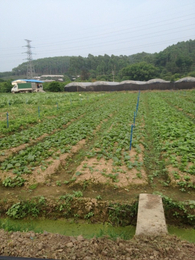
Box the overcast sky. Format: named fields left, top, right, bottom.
left=0, top=0, right=195, bottom=72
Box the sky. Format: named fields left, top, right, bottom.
left=0, top=0, right=195, bottom=72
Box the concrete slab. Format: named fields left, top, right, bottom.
left=135, top=193, right=168, bottom=236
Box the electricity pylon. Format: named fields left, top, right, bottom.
left=24, top=39, right=35, bottom=79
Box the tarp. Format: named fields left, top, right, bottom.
left=65, top=79, right=171, bottom=89
left=12, top=79, right=44, bottom=84
left=146, top=78, right=170, bottom=83
left=175, top=76, right=195, bottom=83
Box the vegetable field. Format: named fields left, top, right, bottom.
left=0, top=90, right=195, bottom=224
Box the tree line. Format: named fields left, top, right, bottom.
left=0, top=39, right=195, bottom=92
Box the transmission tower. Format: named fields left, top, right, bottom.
left=24, top=39, right=35, bottom=78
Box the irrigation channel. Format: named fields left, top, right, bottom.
left=0, top=91, right=194, bottom=253
left=0, top=216, right=195, bottom=242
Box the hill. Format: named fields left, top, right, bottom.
left=1, top=39, right=195, bottom=82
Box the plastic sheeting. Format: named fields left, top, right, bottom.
left=65, top=79, right=172, bottom=89
left=176, top=77, right=195, bottom=83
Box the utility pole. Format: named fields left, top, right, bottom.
left=23, top=39, right=35, bottom=79
left=112, top=69, right=115, bottom=82
left=112, top=65, right=115, bottom=82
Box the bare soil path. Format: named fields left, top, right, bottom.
left=0, top=230, right=195, bottom=260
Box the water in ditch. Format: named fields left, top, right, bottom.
left=0, top=218, right=194, bottom=243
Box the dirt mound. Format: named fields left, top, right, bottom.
left=0, top=230, right=194, bottom=260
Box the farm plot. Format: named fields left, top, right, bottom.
left=0, top=93, right=118, bottom=186
left=0, top=90, right=194, bottom=202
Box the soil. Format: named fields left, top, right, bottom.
left=0, top=230, right=194, bottom=260
left=73, top=145, right=147, bottom=188
left=0, top=139, right=86, bottom=186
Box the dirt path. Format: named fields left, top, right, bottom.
left=0, top=230, right=194, bottom=260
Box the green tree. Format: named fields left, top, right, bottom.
left=80, top=69, right=89, bottom=80
left=88, top=69, right=96, bottom=80
left=44, top=81, right=63, bottom=92
left=188, top=71, right=195, bottom=77
left=0, top=81, right=12, bottom=93
left=176, top=56, right=193, bottom=73
left=120, top=62, right=159, bottom=81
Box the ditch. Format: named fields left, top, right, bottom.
left=0, top=217, right=195, bottom=243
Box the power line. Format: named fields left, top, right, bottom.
left=33, top=14, right=195, bottom=49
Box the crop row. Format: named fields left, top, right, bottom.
left=70, top=93, right=146, bottom=187
left=0, top=94, right=115, bottom=150
left=147, top=92, right=195, bottom=189
left=0, top=92, right=104, bottom=107
left=0, top=93, right=126, bottom=176
left=0, top=92, right=107, bottom=134
left=158, top=90, right=195, bottom=118
left=87, top=97, right=144, bottom=167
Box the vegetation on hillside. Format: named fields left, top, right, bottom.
left=0, top=39, right=195, bottom=92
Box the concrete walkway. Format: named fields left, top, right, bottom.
left=135, top=193, right=168, bottom=236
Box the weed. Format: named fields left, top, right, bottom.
left=108, top=201, right=138, bottom=226
left=38, top=196, right=46, bottom=204
left=59, top=194, right=74, bottom=202
left=6, top=196, right=46, bottom=219
left=88, top=167, right=94, bottom=173
left=84, top=212, right=94, bottom=219
left=58, top=194, right=75, bottom=215
left=163, top=181, right=170, bottom=187
left=74, top=213, right=80, bottom=219
left=73, top=191, right=83, bottom=198
left=148, top=175, right=153, bottom=183
left=173, top=211, right=179, bottom=218
left=101, top=172, right=119, bottom=182
left=83, top=180, right=89, bottom=191
left=29, top=183, right=38, bottom=190
left=82, top=163, right=88, bottom=169
left=96, top=195, right=102, bottom=200
left=64, top=177, right=76, bottom=185
left=184, top=176, right=191, bottom=181
left=41, top=166, right=47, bottom=171
left=7, top=202, right=38, bottom=219
left=154, top=192, right=195, bottom=226
left=0, top=219, right=38, bottom=233
left=136, top=172, right=142, bottom=179
left=173, top=173, right=180, bottom=180
left=56, top=180, right=62, bottom=186
left=75, top=171, right=82, bottom=176
left=187, top=214, right=195, bottom=222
